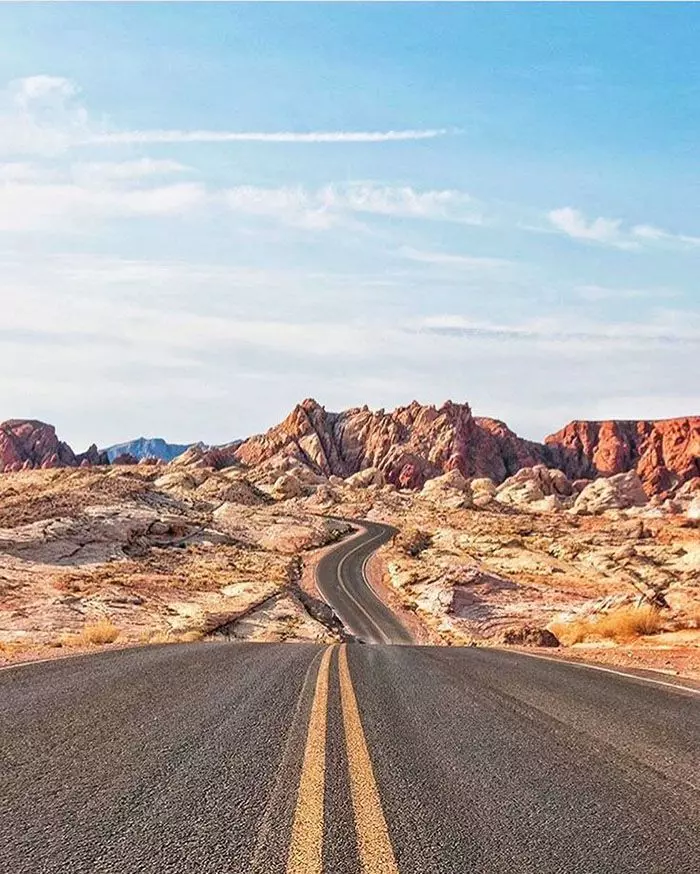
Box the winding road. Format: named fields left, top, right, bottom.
left=315, top=519, right=412, bottom=644
left=1, top=523, right=699, bottom=873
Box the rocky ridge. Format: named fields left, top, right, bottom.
left=233, top=399, right=699, bottom=499
left=0, top=420, right=107, bottom=473
left=2, top=403, right=698, bottom=501
left=234, top=398, right=548, bottom=488
left=545, top=417, right=700, bottom=496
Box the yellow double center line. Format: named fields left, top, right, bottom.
left=286, top=644, right=399, bottom=874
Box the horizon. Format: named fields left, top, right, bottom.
left=1, top=3, right=699, bottom=448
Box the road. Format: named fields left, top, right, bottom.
left=314, top=519, right=413, bottom=644
left=2, top=527, right=699, bottom=873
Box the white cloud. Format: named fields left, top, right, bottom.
left=548, top=207, right=635, bottom=249
left=549, top=207, right=700, bottom=251
left=632, top=223, right=700, bottom=248
left=0, top=74, right=452, bottom=158
left=397, top=246, right=508, bottom=269
left=326, top=183, right=479, bottom=221
left=86, top=128, right=450, bottom=145
left=417, top=313, right=700, bottom=347
left=10, top=75, right=79, bottom=106
left=0, top=181, right=207, bottom=231
left=0, top=75, right=89, bottom=156
left=71, top=159, right=189, bottom=184
left=0, top=161, right=53, bottom=182
left=575, top=283, right=676, bottom=302
left=223, top=182, right=481, bottom=228
left=1, top=251, right=698, bottom=447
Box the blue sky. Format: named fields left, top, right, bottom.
left=0, top=3, right=698, bottom=448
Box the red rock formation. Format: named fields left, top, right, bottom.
left=235, top=399, right=547, bottom=487
left=545, top=418, right=700, bottom=495
left=0, top=419, right=108, bottom=472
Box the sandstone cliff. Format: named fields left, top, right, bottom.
left=545, top=417, right=700, bottom=495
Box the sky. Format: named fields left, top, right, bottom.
left=1, top=2, right=698, bottom=450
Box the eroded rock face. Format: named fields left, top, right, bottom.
left=545, top=417, right=700, bottom=496
left=572, top=471, right=649, bottom=515
left=235, top=399, right=547, bottom=489
left=0, top=420, right=108, bottom=472
left=495, top=465, right=574, bottom=510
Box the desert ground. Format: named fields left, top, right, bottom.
left=1, top=456, right=698, bottom=678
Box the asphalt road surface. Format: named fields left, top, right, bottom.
left=315, top=519, right=413, bottom=644
left=2, top=528, right=699, bottom=873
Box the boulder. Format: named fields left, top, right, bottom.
left=496, top=477, right=545, bottom=507
left=470, top=477, right=497, bottom=496
left=496, top=465, right=573, bottom=508
left=572, top=471, right=649, bottom=515
left=500, top=626, right=560, bottom=647
left=345, top=467, right=385, bottom=489
left=271, top=473, right=305, bottom=500
left=470, top=477, right=497, bottom=509
left=421, top=469, right=473, bottom=509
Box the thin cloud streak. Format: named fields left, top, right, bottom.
left=85, top=128, right=451, bottom=145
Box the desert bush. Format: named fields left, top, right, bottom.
left=397, top=527, right=433, bottom=557
left=549, top=605, right=663, bottom=645
left=177, top=629, right=204, bottom=643
left=549, top=618, right=588, bottom=646
left=594, top=605, right=663, bottom=641
left=80, top=619, right=120, bottom=645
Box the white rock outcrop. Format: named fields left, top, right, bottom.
left=421, top=469, right=473, bottom=509
left=271, top=472, right=305, bottom=500
left=495, top=465, right=573, bottom=510
left=572, top=471, right=649, bottom=515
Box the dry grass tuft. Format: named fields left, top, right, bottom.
left=550, top=605, right=664, bottom=645
left=80, top=618, right=120, bottom=645
left=175, top=629, right=204, bottom=643
left=144, top=628, right=204, bottom=645
left=0, top=640, right=26, bottom=657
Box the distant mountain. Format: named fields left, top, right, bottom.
left=234, top=398, right=700, bottom=496
left=102, top=437, right=196, bottom=463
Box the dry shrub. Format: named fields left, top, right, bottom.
left=550, top=605, right=664, bottom=646
left=549, top=618, right=589, bottom=646
left=0, top=640, right=25, bottom=657
left=594, top=605, right=663, bottom=640
left=176, top=629, right=204, bottom=643
left=146, top=629, right=203, bottom=645
left=397, top=527, right=432, bottom=557
left=146, top=630, right=175, bottom=645
left=80, top=618, right=120, bottom=645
